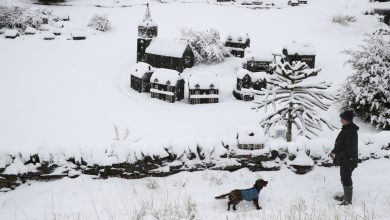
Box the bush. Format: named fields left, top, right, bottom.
left=0, top=6, right=53, bottom=31
left=332, top=14, right=357, bottom=26
left=340, top=33, right=390, bottom=130
left=180, top=28, right=229, bottom=64
left=88, top=14, right=111, bottom=32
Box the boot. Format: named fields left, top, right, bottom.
left=334, top=194, right=344, bottom=202
left=339, top=186, right=353, bottom=205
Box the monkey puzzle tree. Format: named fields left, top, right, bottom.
left=253, top=61, right=336, bottom=142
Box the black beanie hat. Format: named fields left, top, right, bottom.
left=340, top=110, right=354, bottom=122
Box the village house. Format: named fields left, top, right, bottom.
left=71, top=31, right=87, bottom=40
left=224, top=34, right=250, bottom=58
left=150, top=69, right=185, bottom=103
left=374, top=8, right=390, bottom=26
left=137, top=4, right=195, bottom=73
left=4, top=30, right=19, bottom=39
left=233, top=68, right=269, bottom=101
left=237, top=127, right=267, bottom=150
left=282, top=41, right=316, bottom=68
left=188, top=73, right=219, bottom=104
left=288, top=0, right=299, bottom=6
left=130, top=62, right=155, bottom=93
left=25, top=27, right=38, bottom=35
left=243, top=50, right=274, bottom=73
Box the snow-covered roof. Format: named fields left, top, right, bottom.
left=130, top=62, right=154, bottom=78
left=150, top=68, right=181, bottom=85
left=145, top=38, right=189, bottom=58
left=52, top=28, right=61, bottom=35
left=39, top=24, right=52, bottom=31
left=4, top=30, right=19, bottom=37
left=42, top=31, right=55, bottom=40
left=25, top=26, right=38, bottom=34
left=139, top=3, right=157, bottom=27
left=237, top=68, right=268, bottom=81
left=225, top=33, right=249, bottom=43
left=245, top=49, right=274, bottom=62
left=290, top=151, right=314, bottom=167
left=71, top=31, right=87, bottom=38
left=283, top=41, right=316, bottom=55
left=237, top=127, right=266, bottom=144
left=189, top=73, right=219, bottom=89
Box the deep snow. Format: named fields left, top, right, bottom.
left=1, top=159, right=390, bottom=219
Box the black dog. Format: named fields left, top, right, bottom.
left=215, top=179, right=268, bottom=211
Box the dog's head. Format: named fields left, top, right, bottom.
left=254, top=179, right=268, bottom=190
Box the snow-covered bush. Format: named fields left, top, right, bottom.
left=0, top=6, right=52, bottom=31
left=88, top=14, right=111, bottom=32
left=253, top=61, right=336, bottom=141
left=332, top=14, right=357, bottom=26
left=340, top=34, right=390, bottom=130
left=180, top=28, right=229, bottom=64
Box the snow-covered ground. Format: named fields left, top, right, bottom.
left=1, top=159, right=389, bottom=219
left=0, top=0, right=381, bottom=154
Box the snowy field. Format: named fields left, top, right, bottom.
left=1, top=0, right=390, bottom=219
left=0, top=159, right=389, bottom=219
left=0, top=0, right=381, bottom=153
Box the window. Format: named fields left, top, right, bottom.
left=209, top=90, right=214, bottom=95
left=166, top=81, right=171, bottom=86
left=209, top=98, right=215, bottom=103
left=155, top=84, right=158, bottom=89
left=195, top=90, right=200, bottom=95
left=195, top=84, right=200, bottom=89
left=166, top=95, right=172, bottom=103
left=167, top=85, right=170, bottom=91
left=193, top=98, right=200, bottom=104
left=210, top=84, right=215, bottom=89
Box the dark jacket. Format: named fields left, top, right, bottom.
left=332, top=123, right=359, bottom=168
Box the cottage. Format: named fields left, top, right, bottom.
left=52, top=28, right=61, bottom=36
left=24, top=27, right=38, bottom=35
left=288, top=0, right=299, bottom=6
left=71, top=31, right=87, bottom=40
left=282, top=41, right=316, bottom=68
left=188, top=73, right=219, bottom=104
left=298, top=0, right=307, bottom=4
left=374, top=8, right=390, bottom=26
left=130, top=62, right=155, bottom=93
left=42, top=31, right=55, bottom=40
left=4, top=30, right=19, bottom=39
left=224, top=34, right=250, bottom=58
left=243, top=50, right=274, bottom=73
left=150, top=69, right=185, bottom=103
left=237, top=128, right=266, bottom=150
left=144, top=38, right=195, bottom=73
left=136, top=4, right=195, bottom=73
left=233, top=68, right=269, bottom=101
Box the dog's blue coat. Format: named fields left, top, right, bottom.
left=240, top=187, right=259, bottom=201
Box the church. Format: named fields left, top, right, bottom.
left=136, top=4, right=195, bottom=73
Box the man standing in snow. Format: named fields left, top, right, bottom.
left=329, top=110, right=359, bottom=205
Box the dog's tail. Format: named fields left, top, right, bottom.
left=215, top=193, right=229, bottom=200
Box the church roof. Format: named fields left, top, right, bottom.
left=145, top=38, right=189, bottom=58
left=139, top=3, right=157, bottom=27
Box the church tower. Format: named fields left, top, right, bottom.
left=137, top=3, right=158, bottom=62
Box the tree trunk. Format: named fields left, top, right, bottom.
left=286, top=102, right=293, bottom=142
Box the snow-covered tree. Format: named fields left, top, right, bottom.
left=88, top=14, right=111, bottom=32
left=253, top=61, right=336, bottom=142
left=0, top=6, right=52, bottom=31
left=180, top=28, right=229, bottom=64
left=340, top=34, right=390, bottom=130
